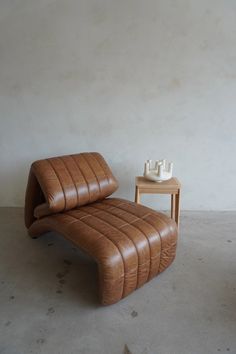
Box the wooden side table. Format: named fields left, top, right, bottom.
left=135, top=176, right=181, bottom=227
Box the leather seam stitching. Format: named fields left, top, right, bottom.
left=66, top=210, right=126, bottom=297
left=75, top=207, right=140, bottom=289
left=88, top=205, right=152, bottom=287
left=141, top=214, right=176, bottom=273
left=92, top=203, right=152, bottom=280
left=82, top=153, right=101, bottom=199
left=59, top=156, right=79, bottom=208
left=92, top=153, right=110, bottom=185
left=70, top=155, right=91, bottom=203
left=46, top=159, right=66, bottom=211
left=103, top=199, right=163, bottom=277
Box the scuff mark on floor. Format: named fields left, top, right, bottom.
left=124, top=344, right=133, bottom=354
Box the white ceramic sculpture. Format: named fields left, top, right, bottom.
left=144, top=159, right=173, bottom=182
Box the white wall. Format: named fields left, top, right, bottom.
left=0, top=0, right=236, bottom=210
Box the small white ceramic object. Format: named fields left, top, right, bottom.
left=143, top=159, right=173, bottom=182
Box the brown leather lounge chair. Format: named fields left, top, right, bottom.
left=25, top=152, right=178, bottom=305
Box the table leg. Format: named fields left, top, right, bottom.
left=171, top=194, right=175, bottom=219
left=175, top=189, right=181, bottom=228
left=135, top=186, right=140, bottom=204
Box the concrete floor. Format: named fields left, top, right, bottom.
left=0, top=208, right=236, bottom=354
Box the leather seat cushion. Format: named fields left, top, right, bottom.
left=31, top=198, right=177, bottom=301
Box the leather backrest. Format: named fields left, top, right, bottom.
left=25, top=152, right=118, bottom=227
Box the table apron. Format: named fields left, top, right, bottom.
left=138, top=189, right=179, bottom=194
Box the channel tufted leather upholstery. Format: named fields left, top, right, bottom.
left=25, top=153, right=118, bottom=228
left=25, top=152, right=178, bottom=305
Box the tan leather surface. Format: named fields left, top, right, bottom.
left=25, top=153, right=178, bottom=305
left=25, top=152, right=118, bottom=227
left=24, top=168, right=46, bottom=229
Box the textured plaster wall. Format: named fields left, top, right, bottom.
left=0, top=0, right=236, bottom=209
